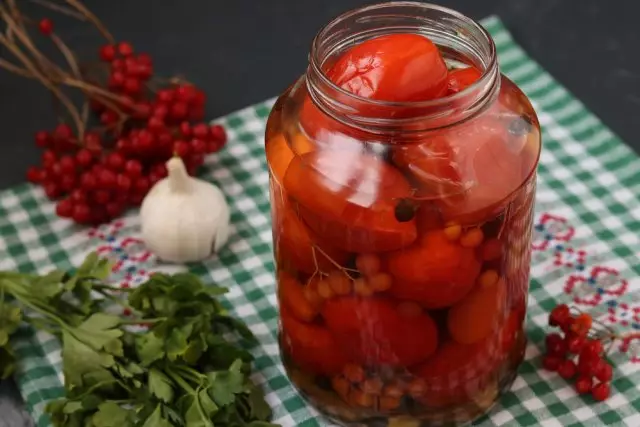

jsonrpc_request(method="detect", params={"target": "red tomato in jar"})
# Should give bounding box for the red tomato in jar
[300,34,448,139]
[283,150,417,252]
[273,198,350,275]
[434,117,527,225]
[391,136,463,199]
[280,306,349,376]
[322,296,438,367]
[447,275,507,344]
[384,230,481,308]
[447,66,482,94]
[412,337,500,407]
[327,34,449,102]
[265,133,316,184]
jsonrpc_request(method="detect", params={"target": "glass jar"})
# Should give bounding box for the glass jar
[265,2,540,425]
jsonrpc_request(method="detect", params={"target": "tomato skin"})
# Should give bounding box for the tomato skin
[447,67,482,94]
[412,336,499,407]
[328,34,448,102]
[283,150,417,252]
[274,200,350,275]
[448,277,507,344]
[280,306,349,376]
[267,134,350,275]
[392,136,463,198]
[433,119,526,225]
[322,296,438,367]
[300,34,448,139]
[384,230,481,308]
[266,133,316,184]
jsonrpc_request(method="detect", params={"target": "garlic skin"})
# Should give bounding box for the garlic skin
[140,156,230,263]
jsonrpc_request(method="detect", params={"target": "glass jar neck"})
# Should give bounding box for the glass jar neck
[305,2,500,135]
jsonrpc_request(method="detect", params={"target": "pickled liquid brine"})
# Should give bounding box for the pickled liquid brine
[265,76,539,425]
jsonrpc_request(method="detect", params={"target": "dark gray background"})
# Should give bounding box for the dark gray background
[0,0,638,425]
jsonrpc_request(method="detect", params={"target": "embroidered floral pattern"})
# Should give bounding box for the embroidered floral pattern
[532,212,640,361]
[89,219,153,288]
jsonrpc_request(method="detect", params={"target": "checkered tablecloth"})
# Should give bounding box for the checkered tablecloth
[1,16,640,427]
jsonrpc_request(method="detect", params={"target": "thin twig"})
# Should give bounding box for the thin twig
[62,77,129,105]
[26,0,87,20]
[81,100,89,126]
[0,5,65,78]
[0,58,31,77]
[0,33,85,138]
[50,33,81,78]
[65,0,114,43]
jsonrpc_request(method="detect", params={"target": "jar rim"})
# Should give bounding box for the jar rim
[308,1,498,110]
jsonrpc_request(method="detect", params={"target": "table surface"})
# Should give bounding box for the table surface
[0,0,639,426]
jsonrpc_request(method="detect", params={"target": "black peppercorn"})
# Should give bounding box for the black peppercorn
[394,199,416,222]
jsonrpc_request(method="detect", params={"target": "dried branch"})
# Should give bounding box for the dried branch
[65,0,114,43]
[51,33,81,78]
[0,33,85,138]
[27,0,86,21]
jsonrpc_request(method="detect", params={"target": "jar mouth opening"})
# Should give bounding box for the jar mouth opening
[308,1,498,110]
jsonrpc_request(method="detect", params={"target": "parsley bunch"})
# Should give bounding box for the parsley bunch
[0,253,279,427]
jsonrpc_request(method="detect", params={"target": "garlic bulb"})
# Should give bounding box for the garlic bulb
[140,156,230,263]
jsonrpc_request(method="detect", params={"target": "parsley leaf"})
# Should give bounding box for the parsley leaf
[0,253,279,427]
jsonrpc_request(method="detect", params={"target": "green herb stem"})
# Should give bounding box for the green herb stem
[94,283,135,293]
[119,317,167,325]
[173,365,207,383]
[165,369,197,395]
[2,285,69,329]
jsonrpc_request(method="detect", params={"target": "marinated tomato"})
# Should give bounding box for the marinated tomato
[434,121,525,225]
[300,33,448,139]
[283,150,417,252]
[447,66,482,94]
[274,201,350,275]
[412,336,499,407]
[265,132,315,184]
[448,274,507,344]
[384,230,481,308]
[322,296,438,367]
[280,306,349,376]
[391,136,463,199]
[327,33,448,102]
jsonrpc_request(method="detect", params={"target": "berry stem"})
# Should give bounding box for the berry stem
[26,0,86,21]
[0,33,86,139]
[64,0,115,44]
[50,33,81,79]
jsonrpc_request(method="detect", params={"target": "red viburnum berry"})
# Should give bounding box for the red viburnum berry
[38,18,54,36]
[557,359,577,379]
[100,44,116,62]
[117,41,134,57]
[549,304,571,328]
[591,382,610,401]
[594,360,613,382]
[575,376,593,394]
[35,131,51,148]
[542,355,562,371]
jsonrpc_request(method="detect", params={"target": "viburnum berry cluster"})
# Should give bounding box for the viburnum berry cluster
[0,1,227,225]
[543,304,613,401]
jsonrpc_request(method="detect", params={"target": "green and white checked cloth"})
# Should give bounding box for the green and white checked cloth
[1,16,640,427]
